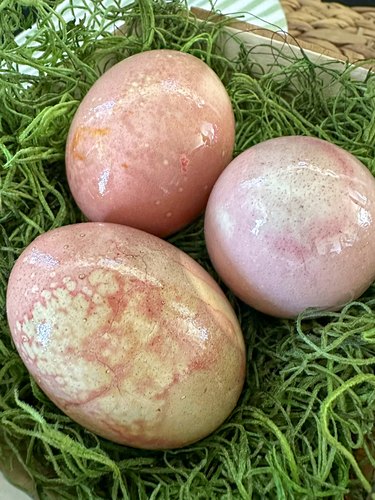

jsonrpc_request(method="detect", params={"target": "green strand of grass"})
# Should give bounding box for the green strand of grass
[320,374,375,494]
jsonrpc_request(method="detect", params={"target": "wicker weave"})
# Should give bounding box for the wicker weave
[281,0,375,61]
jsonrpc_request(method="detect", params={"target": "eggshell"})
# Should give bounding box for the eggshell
[204,136,375,318]
[65,49,235,237]
[6,223,246,449]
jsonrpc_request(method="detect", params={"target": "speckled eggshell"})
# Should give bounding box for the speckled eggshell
[204,136,375,318]
[6,222,246,449]
[65,49,235,237]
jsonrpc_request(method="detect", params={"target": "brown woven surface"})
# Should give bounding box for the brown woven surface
[281,0,375,61]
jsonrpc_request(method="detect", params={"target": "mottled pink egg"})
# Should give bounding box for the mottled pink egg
[6,223,245,449]
[204,136,375,318]
[65,49,235,237]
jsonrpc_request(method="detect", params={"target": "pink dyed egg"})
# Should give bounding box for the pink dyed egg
[65,49,235,237]
[204,136,375,318]
[6,223,245,449]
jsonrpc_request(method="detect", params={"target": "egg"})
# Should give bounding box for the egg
[6,222,246,449]
[204,136,375,318]
[65,49,235,237]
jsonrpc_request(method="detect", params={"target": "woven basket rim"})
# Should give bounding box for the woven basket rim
[193,6,374,68]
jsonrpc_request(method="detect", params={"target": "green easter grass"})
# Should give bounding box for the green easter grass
[1,0,375,498]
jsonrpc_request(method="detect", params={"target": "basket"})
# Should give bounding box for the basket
[193,0,374,78]
[281,0,375,62]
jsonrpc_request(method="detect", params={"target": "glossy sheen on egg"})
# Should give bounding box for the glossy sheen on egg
[65,49,235,237]
[204,136,375,318]
[6,223,246,449]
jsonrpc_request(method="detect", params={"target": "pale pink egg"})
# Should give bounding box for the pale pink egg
[65,49,235,237]
[204,136,375,318]
[6,223,245,449]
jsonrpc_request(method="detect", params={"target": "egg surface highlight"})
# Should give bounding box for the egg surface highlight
[204,136,375,318]
[65,49,235,237]
[6,223,246,449]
